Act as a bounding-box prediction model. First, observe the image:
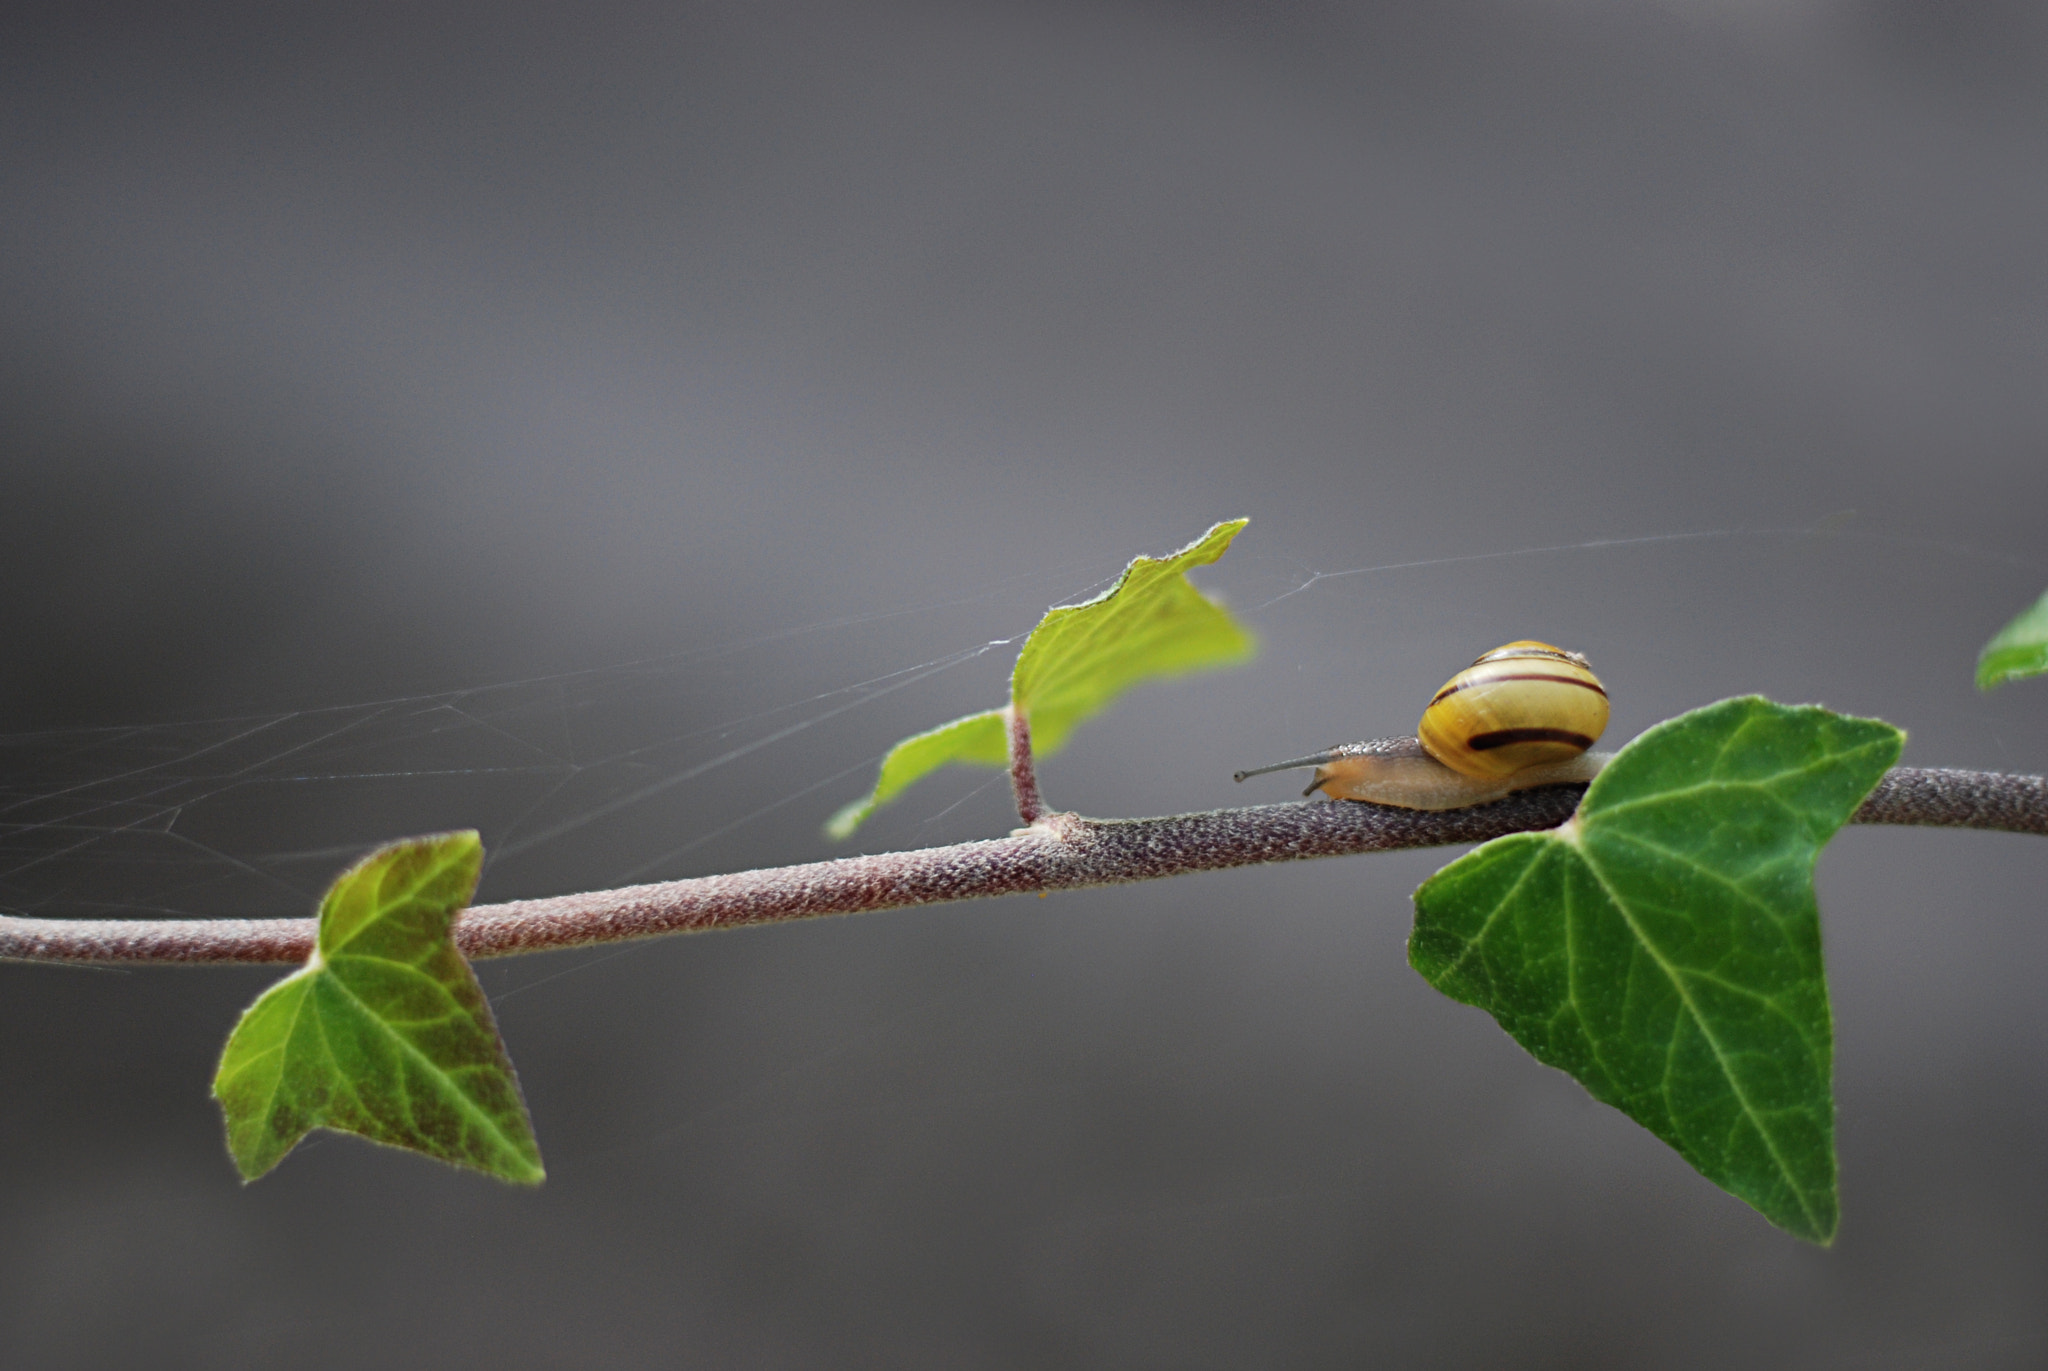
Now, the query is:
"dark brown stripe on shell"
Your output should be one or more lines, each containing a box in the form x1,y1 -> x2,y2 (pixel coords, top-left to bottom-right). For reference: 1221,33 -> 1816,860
1465,727 -> 1596,752
1428,672 -> 1610,705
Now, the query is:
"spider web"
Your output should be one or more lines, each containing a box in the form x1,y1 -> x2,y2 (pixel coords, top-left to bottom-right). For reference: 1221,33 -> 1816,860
0,564 -> 1111,925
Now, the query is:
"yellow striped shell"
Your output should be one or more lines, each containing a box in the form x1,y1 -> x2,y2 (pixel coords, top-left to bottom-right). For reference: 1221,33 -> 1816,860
1417,641 -> 1609,780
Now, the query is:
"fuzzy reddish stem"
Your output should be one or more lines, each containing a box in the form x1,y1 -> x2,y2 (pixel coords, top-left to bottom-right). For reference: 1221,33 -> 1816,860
0,765 -> 2040,967
1007,706 -> 1045,825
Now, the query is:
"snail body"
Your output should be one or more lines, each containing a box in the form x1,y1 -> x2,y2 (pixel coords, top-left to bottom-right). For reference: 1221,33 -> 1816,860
1233,641 -> 1611,811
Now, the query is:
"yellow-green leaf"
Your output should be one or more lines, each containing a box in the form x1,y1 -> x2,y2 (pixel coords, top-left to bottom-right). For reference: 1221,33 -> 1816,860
212,833 -> 544,1185
1010,519 -> 1254,750
828,520 -> 1254,837
1977,586 -> 2048,690
824,710 -> 1006,841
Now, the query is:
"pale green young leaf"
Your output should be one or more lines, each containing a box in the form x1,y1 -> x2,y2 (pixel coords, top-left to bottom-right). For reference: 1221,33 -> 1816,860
828,519 -> 1254,837
1009,518 -> 1254,750
1977,586 -> 2048,690
213,832 -> 544,1185
1410,697 -> 1902,1243
824,710 -> 1006,841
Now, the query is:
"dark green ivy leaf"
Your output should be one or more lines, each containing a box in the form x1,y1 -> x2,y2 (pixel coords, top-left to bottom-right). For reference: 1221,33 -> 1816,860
213,832 -> 543,1185
1410,697 -> 1902,1243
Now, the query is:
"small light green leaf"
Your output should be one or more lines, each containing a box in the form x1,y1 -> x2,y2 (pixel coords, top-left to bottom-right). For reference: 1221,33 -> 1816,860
824,710 -> 1007,841
829,519 -> 1255,836
1977,586 -> 2048,690
213,832 -> 544,1185
1010,519 -> 1254,749
1410,697 -> 1902,1243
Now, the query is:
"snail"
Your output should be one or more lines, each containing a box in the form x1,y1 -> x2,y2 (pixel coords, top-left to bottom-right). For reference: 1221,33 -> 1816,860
1233,641 -> 1612,811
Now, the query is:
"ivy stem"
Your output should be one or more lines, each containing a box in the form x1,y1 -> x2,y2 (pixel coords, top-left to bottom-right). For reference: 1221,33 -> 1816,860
1007,705 -> 1045,826
0,764 -> 2040,968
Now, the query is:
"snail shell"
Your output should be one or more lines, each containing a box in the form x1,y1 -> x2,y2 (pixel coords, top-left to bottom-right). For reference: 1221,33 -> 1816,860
1232,641 -> 1611,811
1417,640 -> 1609,780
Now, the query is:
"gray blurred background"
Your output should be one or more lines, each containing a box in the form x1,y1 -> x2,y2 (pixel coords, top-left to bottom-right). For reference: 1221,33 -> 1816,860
3,2 -> 2047,1366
